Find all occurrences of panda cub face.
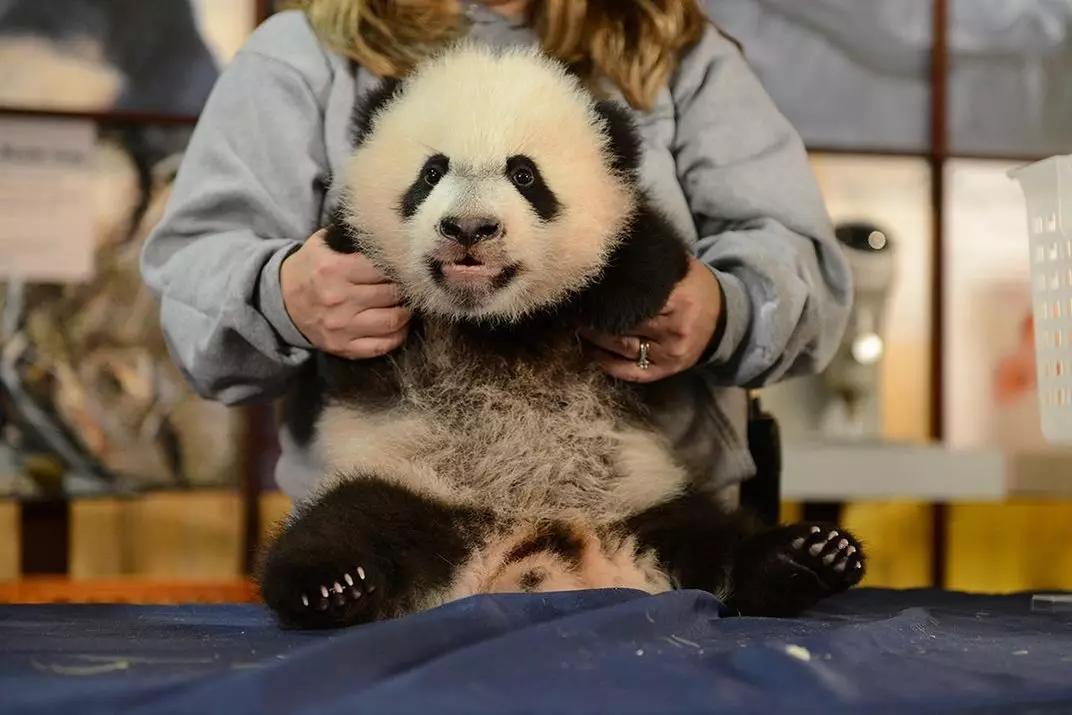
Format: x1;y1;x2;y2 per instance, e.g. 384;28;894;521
338;44;639;323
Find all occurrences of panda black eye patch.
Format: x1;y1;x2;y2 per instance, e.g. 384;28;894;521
505;155;560;222
400;154;450;219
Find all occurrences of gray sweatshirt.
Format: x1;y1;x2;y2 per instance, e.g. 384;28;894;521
139;7;852;503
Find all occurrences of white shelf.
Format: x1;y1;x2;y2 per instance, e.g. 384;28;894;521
781;441;1072;501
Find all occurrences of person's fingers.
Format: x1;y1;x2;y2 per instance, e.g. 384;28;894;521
340;252;392;285
353;282;405;310
347;306;412;338
578;327;681;368
589;346;667;384
319;306;409;339
316;281;403;311
632;314;678;341
340;325;409;360
578;328;644;361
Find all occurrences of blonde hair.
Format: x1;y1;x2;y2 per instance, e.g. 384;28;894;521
279;0;711;111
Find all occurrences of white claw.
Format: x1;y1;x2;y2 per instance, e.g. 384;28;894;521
333;581;344;594
810;526;821;534
855;562;862;569
846;546;856;556
791;538;805;550
321;585;329;598
357;566;366;581
827;531;839;542
344;573;354;586
302;595;310;607
809;542;824;556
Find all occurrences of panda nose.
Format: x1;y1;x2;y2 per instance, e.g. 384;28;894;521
438;216;502;246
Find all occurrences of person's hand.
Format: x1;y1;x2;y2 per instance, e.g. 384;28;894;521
280;229;411;359
579;256;723;382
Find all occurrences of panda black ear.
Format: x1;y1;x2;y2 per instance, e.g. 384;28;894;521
593;100;644;175
350;76;403;147
571;202;691;335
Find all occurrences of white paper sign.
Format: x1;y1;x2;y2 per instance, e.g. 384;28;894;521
0;115;96;283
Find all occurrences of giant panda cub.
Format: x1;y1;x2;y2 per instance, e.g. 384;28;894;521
258;42;865;630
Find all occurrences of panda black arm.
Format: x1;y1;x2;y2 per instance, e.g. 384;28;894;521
570;100;691;333
572;201;691;335
280;347;412;450
279;191;411;449
291;72;419;425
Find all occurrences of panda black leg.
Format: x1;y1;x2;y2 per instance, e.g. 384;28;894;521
724;522;866;617
626;494;866;617
624;491;755;597
257;477;492;630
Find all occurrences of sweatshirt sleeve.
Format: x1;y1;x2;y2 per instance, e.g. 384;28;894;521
140;15;330;406
672;25;854;389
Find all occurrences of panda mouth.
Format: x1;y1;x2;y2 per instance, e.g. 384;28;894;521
430;255;519;290
437;254;504;281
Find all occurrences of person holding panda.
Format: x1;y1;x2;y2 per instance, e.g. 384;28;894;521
141;0;852;519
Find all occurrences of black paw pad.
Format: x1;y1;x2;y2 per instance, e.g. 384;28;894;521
784;523;865;592
259;555;383;631
300;566;376;613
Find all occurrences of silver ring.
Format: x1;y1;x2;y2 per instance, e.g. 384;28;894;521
636;341;651;370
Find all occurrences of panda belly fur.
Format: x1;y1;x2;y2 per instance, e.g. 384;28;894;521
316;327;687;522
260;313;867;631
255;41;867;630
312;322;687;605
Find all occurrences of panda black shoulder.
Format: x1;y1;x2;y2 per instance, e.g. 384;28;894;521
571;199;690;335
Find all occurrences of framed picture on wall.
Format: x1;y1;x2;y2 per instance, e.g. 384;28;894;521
0;0;265;497
0;120;248;497
0;0;258;117
946;1;1072;159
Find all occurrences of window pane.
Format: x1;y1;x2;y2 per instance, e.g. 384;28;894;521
947;1;1072;158
761;154;933;443
705;0;932;153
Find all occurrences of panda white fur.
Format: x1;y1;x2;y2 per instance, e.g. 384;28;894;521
258;42;865;630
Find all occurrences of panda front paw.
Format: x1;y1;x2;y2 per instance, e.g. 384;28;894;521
727;521;866;617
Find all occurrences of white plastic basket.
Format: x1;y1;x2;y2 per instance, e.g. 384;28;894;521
1007;158;1072;614
1009;154;1072;445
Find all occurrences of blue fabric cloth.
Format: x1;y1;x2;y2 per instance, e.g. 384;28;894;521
2;588;1071;714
